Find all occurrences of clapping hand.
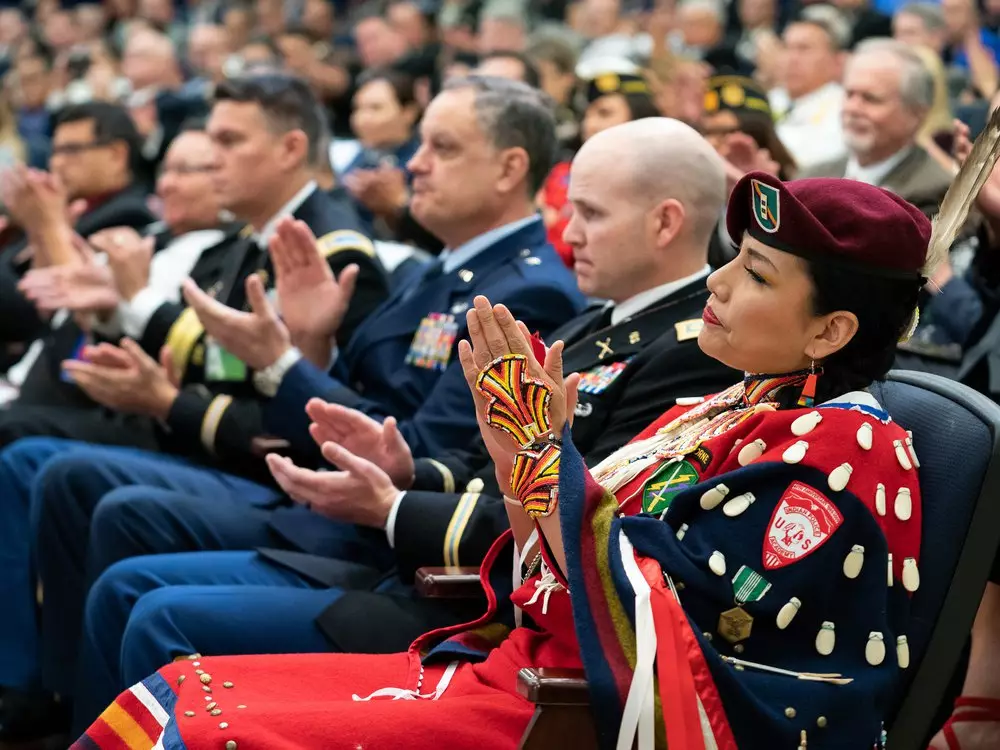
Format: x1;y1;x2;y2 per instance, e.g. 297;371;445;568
270;218;358;365
90;227;154;301
182;275;292;371
62;339;179;419
305;398;416;488
457;296;579;496
266;441;401;529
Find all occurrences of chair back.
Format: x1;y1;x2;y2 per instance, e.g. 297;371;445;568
871;371;1000;749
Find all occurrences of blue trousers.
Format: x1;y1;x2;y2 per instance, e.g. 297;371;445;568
32;444;394;702
77;551;343;732
31;443;282;697
0;436;199;689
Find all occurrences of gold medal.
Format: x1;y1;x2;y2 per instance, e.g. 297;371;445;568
718;606;754;643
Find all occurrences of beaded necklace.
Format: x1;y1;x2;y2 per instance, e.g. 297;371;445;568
591;370;809;495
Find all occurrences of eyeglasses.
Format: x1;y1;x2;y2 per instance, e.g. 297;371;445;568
157;164;217;177
49;140;113;157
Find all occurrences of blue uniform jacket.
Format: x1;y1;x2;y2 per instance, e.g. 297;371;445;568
262;218;586;460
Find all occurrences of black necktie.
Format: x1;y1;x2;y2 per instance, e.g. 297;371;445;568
592;305;614;333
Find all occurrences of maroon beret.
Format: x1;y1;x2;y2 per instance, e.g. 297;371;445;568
726;171;932;281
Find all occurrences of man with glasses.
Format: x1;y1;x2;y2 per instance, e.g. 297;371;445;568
0;102;155;370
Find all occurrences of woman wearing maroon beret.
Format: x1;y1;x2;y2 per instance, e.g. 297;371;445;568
74;170;940;750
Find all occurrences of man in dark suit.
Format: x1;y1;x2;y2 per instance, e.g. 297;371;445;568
66;119;740;724
7;76;584;733
799;38;953;216
0;102;155;368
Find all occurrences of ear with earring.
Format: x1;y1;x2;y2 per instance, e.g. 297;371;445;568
797;360;821;408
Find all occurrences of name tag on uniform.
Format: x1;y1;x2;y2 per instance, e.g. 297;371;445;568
205;339;247;382
406;313;458;371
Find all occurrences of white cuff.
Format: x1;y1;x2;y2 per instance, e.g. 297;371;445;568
120;287;170;339
384;490;407;548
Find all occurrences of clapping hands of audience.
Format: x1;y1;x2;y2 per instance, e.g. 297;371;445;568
182;218;357;371
265;400;408;529
62;339;180;419
344;167;409;219
18;231;116;316
90;227;155;302
719;132;781;195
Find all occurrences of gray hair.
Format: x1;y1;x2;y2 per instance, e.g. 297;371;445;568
896;2;946;32
797;5;852;51
442;75;558;194
852;37;935;111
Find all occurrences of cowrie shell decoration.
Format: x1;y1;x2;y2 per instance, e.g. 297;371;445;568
894;487;912;522
843;545;864;579
723;492;755;518
737;439;766;466
782;440;808;464
791;411;822;436
894;440;913;471
816;622;836;656
902;558;920;592
827;463;853;492
708;550;727;576
699;484;729;511
865;632;886;666
857;422;873;451
776;597;801;630
875;484;886;517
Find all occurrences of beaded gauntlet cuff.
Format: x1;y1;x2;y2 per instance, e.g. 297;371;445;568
476;353;561;517
510;441;560;518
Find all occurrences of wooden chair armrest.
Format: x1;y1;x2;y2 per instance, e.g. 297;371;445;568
414;566;483;599
251;436;292;459
516;668;590;706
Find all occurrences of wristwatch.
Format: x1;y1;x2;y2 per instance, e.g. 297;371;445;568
252;347;303;397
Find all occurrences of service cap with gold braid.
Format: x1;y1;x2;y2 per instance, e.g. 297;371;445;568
585;71;651;103
704;75;773;118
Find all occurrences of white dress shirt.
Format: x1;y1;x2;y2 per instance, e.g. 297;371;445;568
773;83;847;172
843;147;912;187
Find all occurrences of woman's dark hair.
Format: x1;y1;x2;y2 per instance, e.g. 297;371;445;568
355;68;419;111
732;110;797;180
807;264;921;402
622;92;661;121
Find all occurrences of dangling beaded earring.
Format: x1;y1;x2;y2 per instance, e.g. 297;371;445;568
798;360;820;408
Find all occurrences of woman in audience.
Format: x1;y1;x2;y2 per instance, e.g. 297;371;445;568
342;68;422;236
701;73;795;266
539;69;660;266
76;149;938;749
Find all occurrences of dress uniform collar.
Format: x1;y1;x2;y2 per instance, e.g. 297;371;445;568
250;179;318;248
561;281;710;375
439;215;542;275
610;265;711;325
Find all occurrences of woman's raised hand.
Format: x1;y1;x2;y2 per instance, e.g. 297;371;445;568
458;295;579;496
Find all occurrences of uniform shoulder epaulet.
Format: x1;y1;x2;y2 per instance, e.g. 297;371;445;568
316;229;376;259
675;319;704;342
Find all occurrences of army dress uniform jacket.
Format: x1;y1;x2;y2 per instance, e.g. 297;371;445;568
159;186;389;471
260;217;585;462
0;184;156;366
